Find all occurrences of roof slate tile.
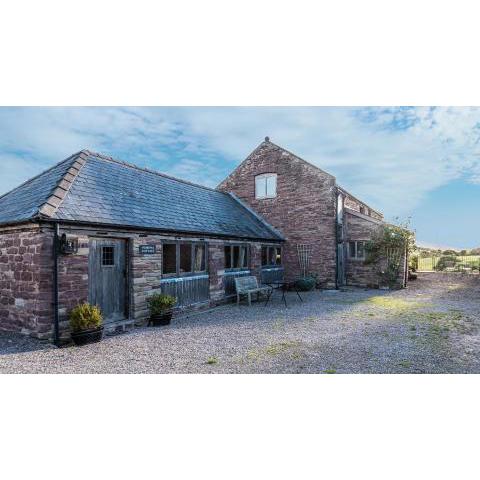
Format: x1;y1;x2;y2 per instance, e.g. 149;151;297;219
0;151;282;241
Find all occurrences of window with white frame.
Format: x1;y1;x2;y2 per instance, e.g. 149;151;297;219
348;241;366;260
255;173;277;199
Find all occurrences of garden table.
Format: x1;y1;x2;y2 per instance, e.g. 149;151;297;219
264;281;303;308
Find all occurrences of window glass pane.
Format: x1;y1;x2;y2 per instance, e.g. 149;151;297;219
102;246;114;266
179;244;192;273
255;176;266;199
239;246;247;268
349;242;356;258
224;246;232;269
357;242;365;259
261;246;268;266
268;246;275;265
194;244;205;271
233;245;240;268
163;244;177;274
275;247;282;265
266;175;276;197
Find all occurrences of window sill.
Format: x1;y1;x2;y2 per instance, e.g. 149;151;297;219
160;274;209;282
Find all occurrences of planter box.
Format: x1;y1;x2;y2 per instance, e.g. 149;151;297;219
71;326;104;346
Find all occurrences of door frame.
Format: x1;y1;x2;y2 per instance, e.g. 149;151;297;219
88;236;130;323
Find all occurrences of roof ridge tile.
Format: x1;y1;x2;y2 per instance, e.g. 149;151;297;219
37;151;88;218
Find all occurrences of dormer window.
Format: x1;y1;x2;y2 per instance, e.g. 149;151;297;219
255;173;277;199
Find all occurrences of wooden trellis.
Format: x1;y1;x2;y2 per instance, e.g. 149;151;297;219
297;244;313;277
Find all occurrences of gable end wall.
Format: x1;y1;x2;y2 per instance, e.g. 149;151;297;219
218;142;337;286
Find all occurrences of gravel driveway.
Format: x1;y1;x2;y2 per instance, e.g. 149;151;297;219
1;273;479;373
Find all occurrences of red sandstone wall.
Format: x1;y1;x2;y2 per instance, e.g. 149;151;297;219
344;212;406;288
344;212;382;287
0;225;54;338
218;142;337;287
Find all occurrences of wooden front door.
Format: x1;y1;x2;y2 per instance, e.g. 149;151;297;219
88;238;127;323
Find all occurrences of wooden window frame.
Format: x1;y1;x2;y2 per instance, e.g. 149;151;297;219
348;240;366;260
162;241;208;278
261;245;282;268
101;245;115;267
224;243;249;271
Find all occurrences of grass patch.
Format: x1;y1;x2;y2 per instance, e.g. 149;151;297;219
265;341;300;355
362;296;426;310
398;360;412;368
246;340;302;362
206;356;218;365
324;368;336;374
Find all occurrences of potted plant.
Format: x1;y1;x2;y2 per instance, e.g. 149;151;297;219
69;302;103;346
295;276;316;291
147;293;176;326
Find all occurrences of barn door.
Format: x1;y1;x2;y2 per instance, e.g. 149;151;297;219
88;238;127;323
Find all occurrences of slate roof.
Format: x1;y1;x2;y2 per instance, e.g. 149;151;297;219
0;150;283;241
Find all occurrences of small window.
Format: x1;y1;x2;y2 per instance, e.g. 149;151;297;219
224;246;232;269
179;243;192;273
233;245;240;268
261;246;268;265
102;246;114;266
262;245;282;267
193;244;206;272
225;244;248;270
240;246;248;268
348;241;366;260
162;243;177;274
255;173;277;199
359;206;366;215
275;247;282;265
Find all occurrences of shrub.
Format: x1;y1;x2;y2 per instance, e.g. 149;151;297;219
295;276;316;291
436;255;458;271
69;303;103;332
147;293;176;315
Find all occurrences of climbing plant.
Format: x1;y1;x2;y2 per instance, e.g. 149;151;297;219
364;219;415;287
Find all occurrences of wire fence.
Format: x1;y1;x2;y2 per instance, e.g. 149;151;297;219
417;255;480;273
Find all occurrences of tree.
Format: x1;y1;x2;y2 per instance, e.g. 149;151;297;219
442;249;458;256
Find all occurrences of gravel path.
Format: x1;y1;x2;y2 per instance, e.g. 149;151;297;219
1;273;479;373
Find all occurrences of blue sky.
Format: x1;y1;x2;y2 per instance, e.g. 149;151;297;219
0;107;479;249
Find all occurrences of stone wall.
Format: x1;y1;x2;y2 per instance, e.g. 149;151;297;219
1;221;275;340
344;211;406;288
343;192;383;221
344;211;383;287
57;234;89;337
0;224;54;339
131;236;163;323
218;141;337;287
57;228;267;326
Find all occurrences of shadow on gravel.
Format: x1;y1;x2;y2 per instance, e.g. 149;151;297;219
0;333;53;356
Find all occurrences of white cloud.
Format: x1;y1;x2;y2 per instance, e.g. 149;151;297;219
1;106;479;222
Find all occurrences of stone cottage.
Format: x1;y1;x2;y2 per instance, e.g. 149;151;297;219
0;139;405;342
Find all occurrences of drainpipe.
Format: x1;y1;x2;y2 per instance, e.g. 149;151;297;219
53;222;60;346
334;190;339;290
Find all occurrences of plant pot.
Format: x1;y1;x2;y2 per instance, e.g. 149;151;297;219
295;277;316;292
71;326;104;346
150;311;173;326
